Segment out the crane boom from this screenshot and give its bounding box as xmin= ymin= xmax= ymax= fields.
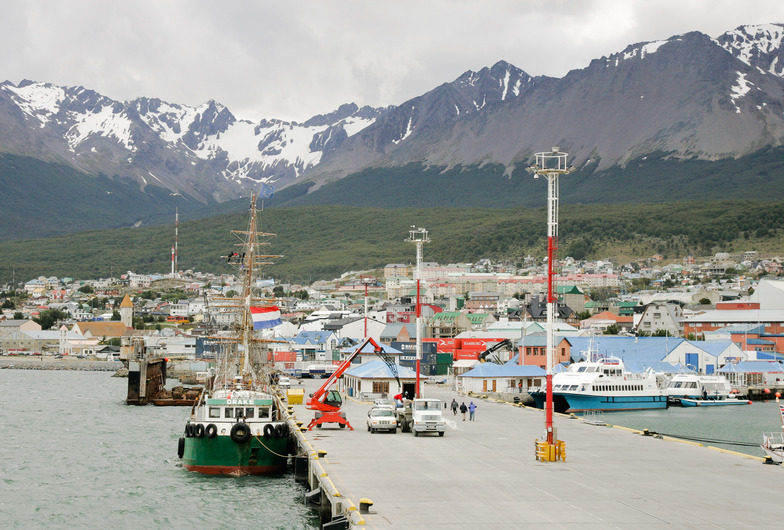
xmin=306 ymin=336 xmax=385 ymax=430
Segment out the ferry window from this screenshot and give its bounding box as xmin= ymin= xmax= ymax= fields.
xmin=245 ymin=407 xmax=255 ymax=418
xmin=259 ymin=407 xmax=270 ymax=418
xmin=577 ymin=366 xmax=587 ymax=372
xmin=209 ymin=407 xmax=220 ymax=418
xmin=225 ymin=407 xmax=234 ymax=418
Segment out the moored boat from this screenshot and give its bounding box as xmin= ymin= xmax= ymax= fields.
xmin=178 ymin=193 xmax=289 ymax=476
xmin=666 ymin=373 xmax=733 ymax=404
xmin=529 ymin=357 xmax=667 ymax=413
xmin=761 ymin=402 xmax=784 ymax=463
xmin=680 ymin=397 xmax=750 ymax=407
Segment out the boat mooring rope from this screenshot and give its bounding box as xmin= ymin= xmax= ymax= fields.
xmin=253 ymin=433 xmax=307 ymax=458
xmin=646 ymin=431 xmax=759 ymax=447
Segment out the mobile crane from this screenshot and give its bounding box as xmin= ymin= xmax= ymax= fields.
xmin=306 ymin=336 xmax=390 ymax=430
xmin=477 ymin=338 xmax=513 ymax=364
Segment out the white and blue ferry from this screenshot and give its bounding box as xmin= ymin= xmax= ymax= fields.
xmin=530 ymin=357 xmax=668 ymax=413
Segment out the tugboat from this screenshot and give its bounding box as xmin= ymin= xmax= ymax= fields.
xmin=178 ymin=193 xmax=289 ymax=475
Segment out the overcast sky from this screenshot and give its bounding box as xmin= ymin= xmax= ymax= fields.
xmin=3 ymin=1 xmax=784 ymax=122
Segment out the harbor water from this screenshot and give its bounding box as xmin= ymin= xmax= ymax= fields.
xmin=0 ymin=370 xmax=317 ymax=529
xmin=598 ymin=399 xmax=784 ymax=457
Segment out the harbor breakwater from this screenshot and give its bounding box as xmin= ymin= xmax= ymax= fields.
xmin=0 ymin=356 xmax=123 ymax=372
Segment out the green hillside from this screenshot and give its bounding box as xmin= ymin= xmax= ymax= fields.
xmin=0 ymin=153 xmax=243 ymax=240
xmin=1 ymin=201 xmax=783 ymax=285
xmin=275 ymin=147 xmax=784 ymax=209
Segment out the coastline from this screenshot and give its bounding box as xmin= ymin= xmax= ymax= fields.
xmin=0 ymin=356 xmax=123 ymax=372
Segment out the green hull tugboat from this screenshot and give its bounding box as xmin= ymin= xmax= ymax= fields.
xmin=178 ymin=193 xmax=289 ymax=476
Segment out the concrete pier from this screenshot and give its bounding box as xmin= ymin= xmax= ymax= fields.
xmin=287 ymin=378 xmax=782 ymax=528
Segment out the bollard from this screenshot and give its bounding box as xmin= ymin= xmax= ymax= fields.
xmin=359 ymin=498 xmax=374 ymax=514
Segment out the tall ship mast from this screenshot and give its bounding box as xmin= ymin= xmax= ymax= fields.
xmin=177 ymin=194 xmax=289 ymax=475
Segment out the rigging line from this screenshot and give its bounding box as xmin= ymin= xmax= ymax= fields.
xmin=252 ymin=431 xmax=303 ymax=458
xmin=648 ymin=431 xmax=759 ymax=447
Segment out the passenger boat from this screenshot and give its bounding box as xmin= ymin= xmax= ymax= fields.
xmin=761 ymin=403 xmax=784 ymax=463
xmin=178 ymin=194 xmax=289 ymax=476
xmin=666 ymin=373 xmax=733 ymax=404
xmin=529 ymin=357 xmax=667 ymax=413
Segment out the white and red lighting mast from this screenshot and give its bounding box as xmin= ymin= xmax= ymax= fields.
xmin=406 ymin=226 xmax=430 ymax=398
xmin=360 ymin=275 xmax=374 ymax=338
xmin=528 ymin=147 xmax=573 ymax=456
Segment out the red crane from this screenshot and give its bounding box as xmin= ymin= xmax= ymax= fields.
xmin=306 ymin=336 xmax=385 ymax=430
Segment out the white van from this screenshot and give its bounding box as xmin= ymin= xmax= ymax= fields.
xmin=278 ymin=376 xmax=291 ymax=390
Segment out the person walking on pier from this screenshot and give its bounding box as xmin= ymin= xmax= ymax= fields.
xmin=468 ymin=401 xmax=476 ymax=421
xmin=451 ymin=399 xmax=458 ymax=416
xmin=459 ymin=402 xmax=467 ymax=421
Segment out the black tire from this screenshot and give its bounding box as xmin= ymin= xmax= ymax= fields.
xmin=339 ymin=423 xmax=346 ymax=429
xmin=263 ymin=423 xmax=275 ymax=439
xmin=275 ymin=423 xmax=287 ymax=438
xmin=205 ymin=424 xmax=217 ymax=438
xmin=414 ymin=430 xmax=419 ymax=437
xmin=316 ymin=423 xmax=322 ymax=429
xmin=184 ymin=423 xmax=193 ymax=437
xmin=439 ymin=431 xmax=445 ymax=437
xmin=177 ymin=437 xmax=185 ymax=459
xmin=194 ymin=423 xmax=205 ymax=438
xmin=230 ymin=422 xmax=251 ymax=444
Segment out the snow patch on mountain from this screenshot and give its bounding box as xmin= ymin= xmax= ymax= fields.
xmin=623 ymin=40 xmax=669 ymax=61
xmin=719 ymin=24 xmax=784 ymax=78
xmin=66 ymin=104 xmax=134 ymax=151
xmin=730 ymin=71 xmax=753 ymax=113
xmin=2 ymin=82 xmax=65 ymax=127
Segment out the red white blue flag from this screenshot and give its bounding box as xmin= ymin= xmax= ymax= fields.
xmin=250 ymin=306 xmax=282 ymax=330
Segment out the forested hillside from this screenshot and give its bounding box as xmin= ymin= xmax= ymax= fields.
xmin=0 ymin=201 xmax=782 ymax=285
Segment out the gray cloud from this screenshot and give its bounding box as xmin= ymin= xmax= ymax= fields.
xmin=2 ymin=0 xmax=784 ymax=121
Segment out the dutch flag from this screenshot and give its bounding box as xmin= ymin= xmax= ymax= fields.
xmin=250 ymin=306 xmax=282 ymax=330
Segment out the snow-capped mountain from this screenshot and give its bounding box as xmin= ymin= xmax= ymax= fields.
xmin=0 ymin=81 xmax=388 ymax=201
xmin=2 ymin=23 xmax=784 ymax=220
xmin=296 ymin=23 xmax=784 ymax=188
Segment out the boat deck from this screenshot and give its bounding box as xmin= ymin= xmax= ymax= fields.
xmin=291 ymin=379 xmax=781 ymax=528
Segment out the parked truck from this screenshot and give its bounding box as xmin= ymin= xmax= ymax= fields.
xmin=396 ymin=398 xmax=446 ymax=437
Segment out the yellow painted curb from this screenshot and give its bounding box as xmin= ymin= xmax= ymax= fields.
xmin=707 ymin=445 xmax=765 ymax=461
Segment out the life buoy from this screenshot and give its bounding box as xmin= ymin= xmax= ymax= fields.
xmin=177 ymin=437 xmax=185 ymax=459
xmin=194 ymin=423 xmax=205 ymax=438
xmin=205 ymin=424 xmax=217 ymax=438
xmin=275 ymin=423 xmax=287 ymax=438
xmin=230 ymin=422 xmax=251 ymax=444
xmin=263 ymin=423 xmax=275 ymax=439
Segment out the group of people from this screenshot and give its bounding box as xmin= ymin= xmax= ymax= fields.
xmin=451 ymin=398 xmax=476 ymax=421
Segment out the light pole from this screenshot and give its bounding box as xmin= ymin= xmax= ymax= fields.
xmin=406 ymin=226 xmax=430 ymax=398
xmin=528 ymin=147 xmax=573 ymax=458
xmin=360 ymin=275 xmax=374 ymax=338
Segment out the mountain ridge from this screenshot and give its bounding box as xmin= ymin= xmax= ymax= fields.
xmin=2 ymin=23 xmax=784 ymax=240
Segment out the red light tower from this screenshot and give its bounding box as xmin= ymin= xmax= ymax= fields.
xmin=406 ymin=226 xmax=430 ymax=398
xmin=528 ymin=147 xmax=573 ymax=461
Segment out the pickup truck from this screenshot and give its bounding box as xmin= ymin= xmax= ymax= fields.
xmin=395 ymin=398 xmax=446 ymax=437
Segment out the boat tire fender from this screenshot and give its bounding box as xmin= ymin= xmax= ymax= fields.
xmin=194 ymin=423 xmax=205 ymax=438
xmin=177 ymin=437 xmax=184 ymax=459
xmin=185 ymin=423 xmax=193 ymax=437
xmin=205 ymin=423 xmax=217 ymax=438
xmin=230 ymin=423 xmax=251 ymax=444
xmin=275 ymin=423 xmax=287 ymax=438
xmin=263 ymin=423 xmax=275 ymax=439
